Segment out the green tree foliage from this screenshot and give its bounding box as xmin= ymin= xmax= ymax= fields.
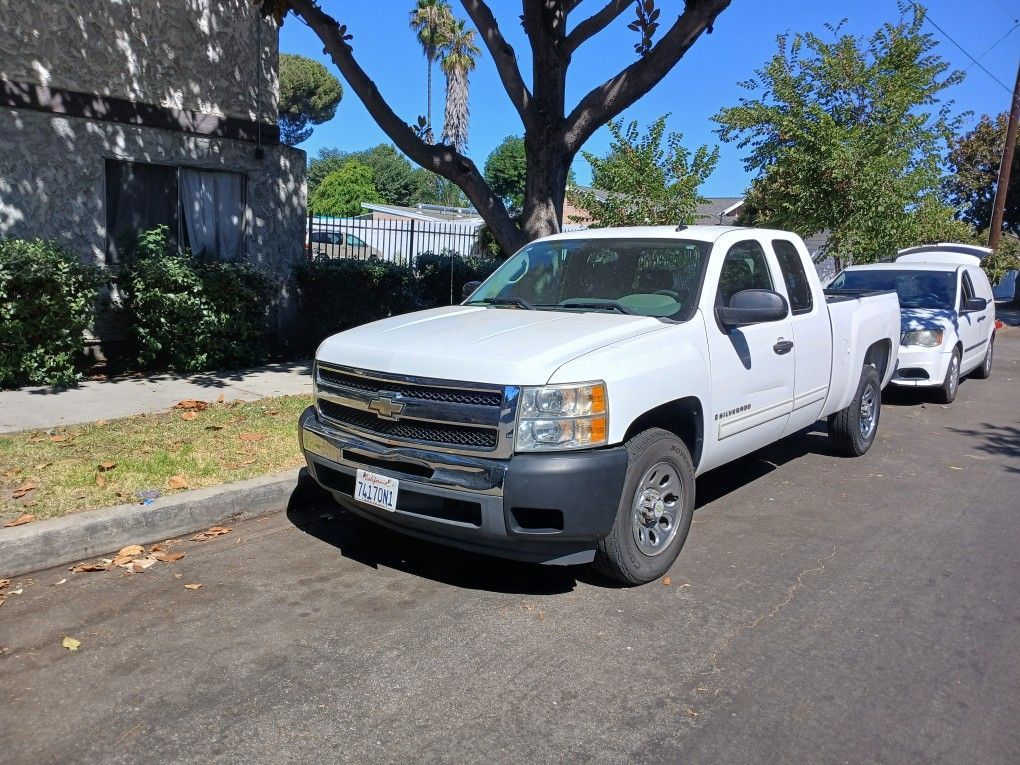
xmin=945 ymin=113 xmax=1019 ymax=237
xmin=309 ymin=161 xmax=383 ymax=216
xmin=569 ymin=116 xmax=719 ymax=227
xmin=409 ymin=0 xmax=455 ymax=142
xmin=0 ymin=239 xmax=104 ymax=388
xmin=440 ymin=18 xmax=481 ymax=152
xmin=307 ymin=145 xmax=464 ymax=208
xmin=714 ymin=5 xmax=964 ymax=264
xmin=278 ymin=53 xmax=343 ymax=145
xmin=483 ymin=136 xmax=528 ymax=212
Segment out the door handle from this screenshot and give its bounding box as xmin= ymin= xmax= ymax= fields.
xmin=977 ymin=315 xmax=986 ymax=322
xmin=773 ymin=339 xmax=794 ymax=355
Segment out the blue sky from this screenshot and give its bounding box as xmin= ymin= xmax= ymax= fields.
xmin=280 ymin=0 xmax=1020 ymax=197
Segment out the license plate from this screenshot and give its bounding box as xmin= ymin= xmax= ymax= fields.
xmin=354 ymin=469 xmax=399 ymax=512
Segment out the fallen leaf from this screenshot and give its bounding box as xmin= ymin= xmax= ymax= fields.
xmin=0 ymin=579 xmax=9 ymax=589
xmin=98 ymin=461 xmax=116 ymax=471
xmin=191 ymin=526 xmax=232 ymax=541
xmin=130 ymin=557 xmax=157 ymax=572
xmin=183 ymin=583 xmax=203 ymax=590
xmin=70 ymin=561 xmax=111 ymax=573
xmin=4 ymin=513 xmax=35 ymax=528
xmin=239 ymin=432 xmax=265 ymax=442
xmin=174 ymin=399 xmax=209 ymax=411
xmin=49 ymin=435 xmax=67 ymax=443
xmin=11 ymin=481 xmax=37 ymax=499
xmin=152 ymin=551 xmax=185 ymax=562
xmin=685 ymin=708 xmax=698 ymax=718
xmin=948 ymin=465 xmax=962 ymax=471
xmin=62 ymin=636 xmax=82 ymax=651
xmin=242 ymin=457 xmax=258 ymax=465
xmin=1 ymin=467 xmax=21 ymax=479
xmin=117 ymin=544 xmax=145 ymax=557
xmin=149 ymin=543 xmax=166 ymax=553
xmin=267 ymin=410 xmax=280 ymax=416
xmin=167 ymin=475 xmax=190 ymax=490
xmin=95 ymin=473 xmax=107 ymax=488
xmin=217 ymin=393 xmax=225 ymax=403
xmin=95 ymin=419 xmax=108 ymax=427
xmin=53 ymin=578 xmax=67 ymax=585
xmin=180 ymin=411 xmax=198 ymax=421
xmin=111 ymin=554 xmax=134 ymax=567
xmin=662 ymin=576 xmax=672 ymax=586
xmin=34 ymin=462 xmax=53 ymax=471
xmin=204 ymin=424 xmax=224 ymax=431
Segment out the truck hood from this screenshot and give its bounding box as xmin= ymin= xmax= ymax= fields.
xmin=316 ymin=306 xmax=668 ymax=385
xmin=900 ymin=307 xmax=958 ymax=334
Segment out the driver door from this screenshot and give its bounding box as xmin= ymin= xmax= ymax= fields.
xmin=704 ymin=238 xmax=794 ymax=464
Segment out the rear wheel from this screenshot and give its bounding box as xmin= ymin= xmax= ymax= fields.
xmin=828 ymin=365 xmax=882 ymax=457
xmin=593 ymin=428 xmax=695 ymax=585
xmin=970 ymin=335 xmax=994 ymax=380
xmin=933 ymin=349 xmax=961 ymax=404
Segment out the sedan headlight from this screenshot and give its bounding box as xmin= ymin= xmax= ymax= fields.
xmin=901 ymin=329 xmax=944 ymax=347
xmin=516 ymin=382 xmax=607 ymax=451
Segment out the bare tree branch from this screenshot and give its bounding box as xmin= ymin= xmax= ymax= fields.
xmin=459 ymin=0 xmax=534 ymax=129
xmin=564 ymin=0 xmax=731 ymax=154
xmin=287 ymin=0 xmax=522 ymax=252
xmin=565 ymin=0 xmax=630 ymax=54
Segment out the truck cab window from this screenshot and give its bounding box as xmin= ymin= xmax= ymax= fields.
xmin=772 ymin=239 xmax=814 ymax=314
xmin=717 ymin=240 xmax=773 ymax=305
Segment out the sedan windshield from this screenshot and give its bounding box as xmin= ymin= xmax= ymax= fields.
xmin=466 ymin=238 xmax=713 ymax=320
xmin=829 ymin=269 xmax=957 ymax=310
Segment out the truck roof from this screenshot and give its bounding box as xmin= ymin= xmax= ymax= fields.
xmin=536 ymin=225 xmax=790 ymax=244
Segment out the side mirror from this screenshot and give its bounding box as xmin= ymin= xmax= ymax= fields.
xmin=462 ymin=280 xmax=482 ymax=301
xmin=716 ymin=289 xmax=789 ymax=329
xmin=963 ymin=296 xmax=987 ymax=313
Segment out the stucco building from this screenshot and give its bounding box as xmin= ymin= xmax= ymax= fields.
xmin=0 ymin=0 xmax=306 ymax=278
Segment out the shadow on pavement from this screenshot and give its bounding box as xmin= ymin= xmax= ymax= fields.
xmin=946 ymin=423 xmax=1020 ymax=472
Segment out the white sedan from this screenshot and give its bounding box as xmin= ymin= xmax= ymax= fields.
xmin=827 ymin=248 xmax=996 ymax=403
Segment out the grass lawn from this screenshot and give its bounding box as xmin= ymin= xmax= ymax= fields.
xmin=0 ymin=395 xmax=311 ymax=522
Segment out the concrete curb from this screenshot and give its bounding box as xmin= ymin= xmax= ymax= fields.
xmin=0 ymin=468 xmax=302 ymax=578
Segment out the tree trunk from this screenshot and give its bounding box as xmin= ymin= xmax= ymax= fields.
xmin=521 ymin=129 xmax=570 ymax=244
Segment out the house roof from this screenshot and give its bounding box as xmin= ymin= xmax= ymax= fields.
xmin=568 ymin=187 xmax=747 ymax=225
xmin=361 ymin=202 xmax=483 ymax=223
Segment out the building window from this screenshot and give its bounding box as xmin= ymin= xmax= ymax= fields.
xmin=105 ymin=160 xmax=246 ymax=263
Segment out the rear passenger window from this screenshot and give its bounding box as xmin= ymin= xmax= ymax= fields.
xmin=961 ymin=272 xmax=975 ymax=309
xmin=717 ymin=240 xmax=773 ymax=306
xmin=772 ymin=239 xmax=813 ymax=314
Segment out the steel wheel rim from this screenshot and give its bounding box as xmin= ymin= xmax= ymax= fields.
xmin=859 ymin=383 xmax=877 ymax=440
xmin=631 ymin=461 xmax=683 ymax=556
xmin=985 ymin=343 xmax=993 ymax=373
xmin=948 ymin=355 xmax=959 ymax=395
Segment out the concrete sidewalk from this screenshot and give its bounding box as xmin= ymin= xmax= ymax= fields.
xmin=0 ymin=362 xmax=312 ymax=433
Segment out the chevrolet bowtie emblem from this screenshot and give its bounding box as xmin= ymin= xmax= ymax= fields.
xmin=368 ymin=395 xmax=404 ymax=420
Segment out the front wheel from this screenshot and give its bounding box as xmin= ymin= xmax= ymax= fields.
xmin=828 ymin=365 xmax=882 ymax=457
xmin=593 ymin=428 xmax=695 ymax=585
xmin=933 ymin=349 xmax=961 ymax=404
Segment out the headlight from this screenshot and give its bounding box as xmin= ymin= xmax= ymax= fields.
xmin=901 ymin=329 xmax=944 ymax=347
xmin=516 ymin=382 xmax=607 ymax=451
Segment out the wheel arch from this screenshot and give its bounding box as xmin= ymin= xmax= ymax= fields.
xmin=864 ymin=338 xmax=893 ymax=384
xmin=622 ymin=397 xmax=705 ymax=468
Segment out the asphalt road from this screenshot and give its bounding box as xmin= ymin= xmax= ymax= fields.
xmin=2 ymin=333 xmax=1019 ymax=764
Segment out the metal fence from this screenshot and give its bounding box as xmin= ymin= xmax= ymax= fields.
xmin=306 ymin=212 xmax=484 ymax=267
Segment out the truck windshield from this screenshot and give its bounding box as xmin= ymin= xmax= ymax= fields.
xmin=829 ymin=269 xmax=957 ymax=310
xmin=466 ymin=238 xmax=713 ymax=320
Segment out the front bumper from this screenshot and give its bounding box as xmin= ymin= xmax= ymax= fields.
xmin=890 ymin=345 xmax=954 ymax=388
xmin=298 ymin=407 xmax=628 ymax=565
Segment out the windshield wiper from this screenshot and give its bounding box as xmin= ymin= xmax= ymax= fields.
xmin=473 ymin=296 xmax=535 ymax=310
xmin=559 ymin=300 xmax=637 ymax=315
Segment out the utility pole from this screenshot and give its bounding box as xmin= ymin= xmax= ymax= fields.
xmin=988 ymin=60 xmax=1020 ymax=250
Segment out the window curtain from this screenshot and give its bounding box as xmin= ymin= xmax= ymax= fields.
xmin=105 ymin=160 xmax=179 ymax=263
xmin=180 ymin=168 xmax=245 ymax=260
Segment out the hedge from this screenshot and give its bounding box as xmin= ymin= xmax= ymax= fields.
xmin=0 ymin=239 xmax=104 ymax=388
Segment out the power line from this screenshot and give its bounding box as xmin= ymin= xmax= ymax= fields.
xmin=988 ymin=0 xmax=1019 ymax=24
xmin=907 ymin=1 xmax=1015 ymax=94
xmin=966 ymin=20 xmax=1020 ymax=70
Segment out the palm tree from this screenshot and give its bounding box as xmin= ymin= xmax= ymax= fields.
xmin=408 ymin=0 xmax=454 ymax=143
xmin=440 ymin=19 xmax=481 ymax=153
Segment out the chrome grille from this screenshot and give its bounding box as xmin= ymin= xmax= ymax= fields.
xmin=314 ymin=363 xmax=513 ymax=456
xmin=318 ymin=400 xmax=498 ymax=449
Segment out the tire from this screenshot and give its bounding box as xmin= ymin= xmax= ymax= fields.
xmin=970 ymin=335 xmax=994 ymax=380
xmin=828 ymin=365 xmax=882 ymax=457
xmin=933 ymin=348 xmax=961 ymax=404
xmin=593 ymin=428 xmax=696 ymax=586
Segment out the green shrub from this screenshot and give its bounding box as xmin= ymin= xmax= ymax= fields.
xmin=293 ymin=258 xmax=419 ymax=353
xmin=415 ymin=251 xmax=501 ymax=308
xmin=118 ymin=227 xmax=275 ymax=372
xmin=0 ymin=239 xmax=104 ymax=388
xmin=983 ymin=235 xmax=1020 ymax=288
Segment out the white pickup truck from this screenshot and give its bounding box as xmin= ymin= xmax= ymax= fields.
xmin=299 ymin=226 xmax=900 ymax=584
